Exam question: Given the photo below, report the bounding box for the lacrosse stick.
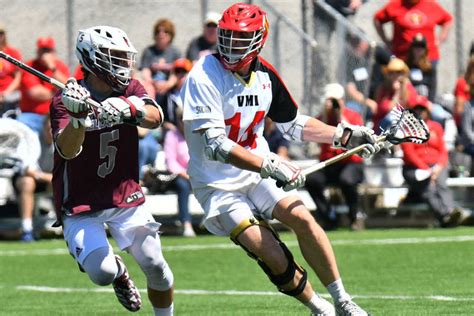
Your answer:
[0,51,102,111]
[302,106,430,176]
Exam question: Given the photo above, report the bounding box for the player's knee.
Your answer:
[130,231,174,291]
[230,217,307,297]
[143,259,174,291]
[288,210,314,233]
[83,250,118,286]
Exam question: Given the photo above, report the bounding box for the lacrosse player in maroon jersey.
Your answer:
[50,26,174,315]
[181,3,378,315]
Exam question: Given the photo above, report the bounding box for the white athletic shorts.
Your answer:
[194,177,295,236]
[62,205,160,265]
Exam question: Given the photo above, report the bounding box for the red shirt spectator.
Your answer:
[402,94,447,169]
[373,58,418,133]
[374,0,453,62]
[453,56,474,125]
[19,37,69,114]
[0,46,22,92]
[0,26,22,108]
[402,119,447,169]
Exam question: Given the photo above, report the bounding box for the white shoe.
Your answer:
[335,300,369,316]
[183,225,196,237]
[310,295,335,316]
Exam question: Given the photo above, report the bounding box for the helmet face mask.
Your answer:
[217,29,265,69]
[217,3,269,71]
[76,26,137,92]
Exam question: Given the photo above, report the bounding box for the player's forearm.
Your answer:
[227,145,263,173]
[302,117,337,144]
[56,124,86,159]
[139,105,162,129]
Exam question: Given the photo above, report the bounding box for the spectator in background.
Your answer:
[161,58,192,131]
[0,25,22,117]
[314,0,366,98]
[139,18,181,106]
[400,95,471,227]
[373,57,418,133]
[163,107,196,237]
[137,126,161,180]
[139,58,192,180]
[406,33,435,101]
[368,44,392,101]
[14,115,53,241]
[453,56,474,126]
[373,0,453,102]
[263,117,290,159]
[305,83,367,231]
[457,69,474,163]
[186,11,219,63]
[344,33,378,120]
[18,37,69,135]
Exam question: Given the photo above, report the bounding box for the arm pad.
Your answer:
[275,114,311,142]
[202,128,237,163]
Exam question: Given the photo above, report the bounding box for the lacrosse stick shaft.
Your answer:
[0,51,102,110]
[302,135,386,176]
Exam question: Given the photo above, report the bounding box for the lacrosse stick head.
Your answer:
[383,105,430,145]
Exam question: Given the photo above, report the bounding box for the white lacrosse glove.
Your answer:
[261,153,306,191]
[61,78,92,129]
[332,121,381,158]
[98,96,147,126]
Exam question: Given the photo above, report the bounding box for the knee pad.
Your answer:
[128,227,174,291]
[82,247,118,286]
[230,217,307,297]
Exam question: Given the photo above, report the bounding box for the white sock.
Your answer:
[114,257,125,279]
[153,303,174,316]
[326,279,351,303]
[304,292,333,313]
[22,218,33,232]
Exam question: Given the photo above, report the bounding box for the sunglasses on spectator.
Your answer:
[175,68,189,74]
[206,23,217,28]
[156,28,170,35]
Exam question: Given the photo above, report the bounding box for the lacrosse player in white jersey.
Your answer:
[181,3,377,316]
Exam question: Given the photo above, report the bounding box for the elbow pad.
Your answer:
[275,114,311,142]
[202,128,237,163]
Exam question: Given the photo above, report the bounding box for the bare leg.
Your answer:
[237,224,316,302]
[148,287,174,308]
[16,176,36,233]
[272,196,340,286]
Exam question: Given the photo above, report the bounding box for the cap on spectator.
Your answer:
[173,58,192,72]
[383,57,409,75]
[0,24,5,33]
[324,83,345,100]
[411,33,427,48]
[204,11,220,26]
[37,37,56,50]
[410,95,431,111]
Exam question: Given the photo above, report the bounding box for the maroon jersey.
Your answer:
[51,79,150,219]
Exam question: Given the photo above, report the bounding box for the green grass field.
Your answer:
[0,227,473,315]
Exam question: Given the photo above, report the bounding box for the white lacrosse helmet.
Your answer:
[75,26,137,92]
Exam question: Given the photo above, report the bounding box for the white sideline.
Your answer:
[14,285,474,302]
[1,235,474,256]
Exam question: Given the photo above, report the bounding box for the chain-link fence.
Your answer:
[311,0,377,120]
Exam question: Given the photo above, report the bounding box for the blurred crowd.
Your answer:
[1,0,473,241]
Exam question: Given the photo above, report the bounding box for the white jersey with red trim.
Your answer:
[181,54,298,191]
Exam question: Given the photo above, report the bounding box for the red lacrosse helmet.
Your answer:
[217,3,269,71]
